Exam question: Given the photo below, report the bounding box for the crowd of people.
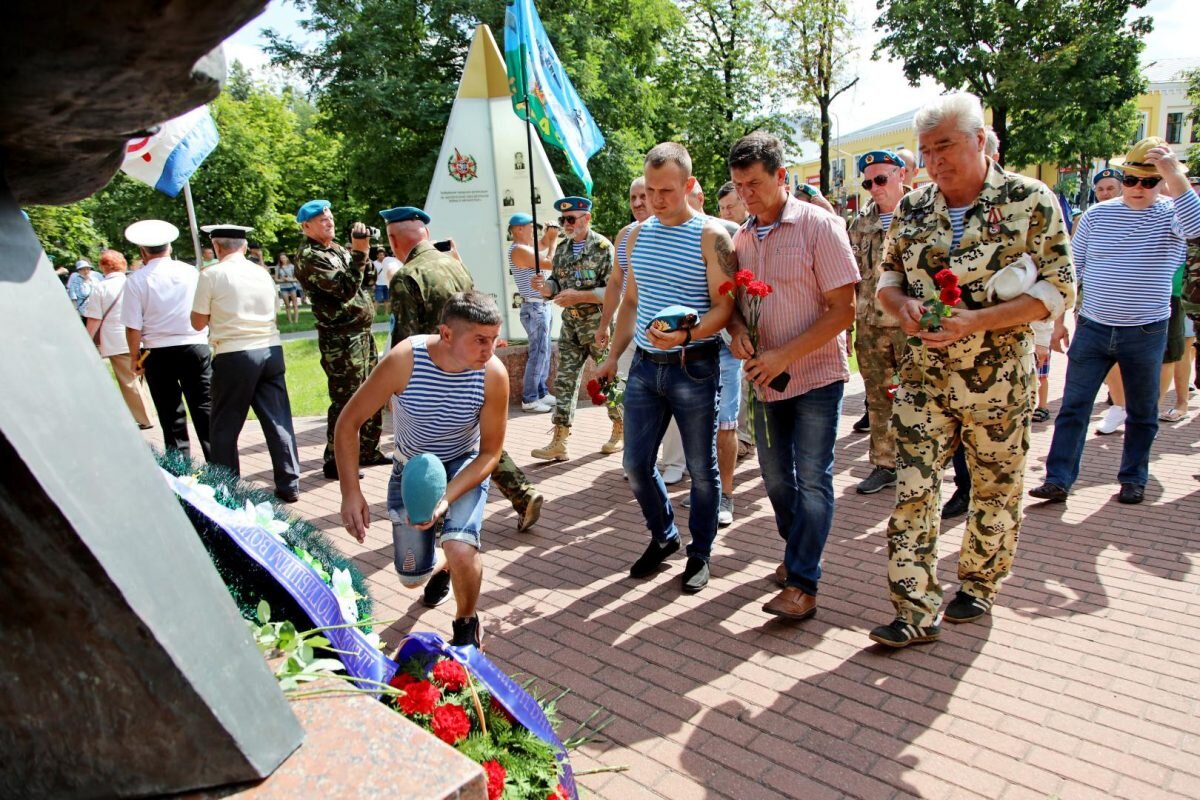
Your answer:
[62,90,1198,652]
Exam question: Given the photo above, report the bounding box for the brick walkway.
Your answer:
[150,364,1200,799]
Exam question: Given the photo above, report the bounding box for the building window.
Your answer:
[1134,111,1148,143]
[1167,112,1184,144]
[831,158,845,189]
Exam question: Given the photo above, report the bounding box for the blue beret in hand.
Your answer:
[401,453,448,526]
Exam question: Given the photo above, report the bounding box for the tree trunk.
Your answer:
[1078,154,1092,213]
[819,101,831,195]
[992,105,1008,167]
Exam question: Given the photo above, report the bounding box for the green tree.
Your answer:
[25,204,102,268]
[1187,68,1200,175]
[874,0,1150,171]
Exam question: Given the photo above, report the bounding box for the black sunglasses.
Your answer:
[861,175,893,190]
[1121,175,1162,189]
[559,214,584,225]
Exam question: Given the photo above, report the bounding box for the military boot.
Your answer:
[531,425,570,461]
[600,420,624,454]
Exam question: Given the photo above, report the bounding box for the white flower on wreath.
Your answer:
[178,474,217,502]
[331,567,360,625]
[241,499,290,543]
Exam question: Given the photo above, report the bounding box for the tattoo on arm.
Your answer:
[714,231,737,278]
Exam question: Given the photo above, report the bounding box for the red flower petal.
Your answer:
[718,280,735,296]
[482,759,506,800]
[431,658,468,692]
[431,702,472,745]
[734,269,755,287]
[396,679,441,716]
[939,287,962,305]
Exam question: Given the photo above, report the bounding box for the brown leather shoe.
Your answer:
[762,587,817,620]
[773,563,787,588]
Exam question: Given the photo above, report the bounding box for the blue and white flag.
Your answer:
[503,0,604,194]
[122,106,219,198]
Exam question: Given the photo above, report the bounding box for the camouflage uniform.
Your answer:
[849,196,909,469]
[878,162,1075,625]
[296,238,382,465]
[387,240,539,513]
[546,229,620,428]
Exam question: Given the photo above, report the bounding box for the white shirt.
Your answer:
[83,271,130,358]
[121,256,209,348]
[382,256,402,285]
[193,253,281,355]
[374,259,389,286]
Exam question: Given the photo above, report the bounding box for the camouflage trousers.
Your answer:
[551,312,621,428]
[492,450,537,512]
[318,329,382,464]
[854,321,908,469]
[886,345,1035,625]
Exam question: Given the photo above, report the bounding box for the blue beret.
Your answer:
[296,199,331,223]
[1093,168,1123,185]
[554,196,592,212]
[857,150,904,174]
[379,206,431,224]
[401,453,448,526]
[508,212,533,226]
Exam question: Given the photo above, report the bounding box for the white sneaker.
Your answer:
[1096,405,1126,435]
[522,400,551,414]
[536,395,556,410]
[718,495,734,527]
[661,464,686,485]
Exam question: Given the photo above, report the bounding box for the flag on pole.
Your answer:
[121,106,219,198]
[503,0,604,194]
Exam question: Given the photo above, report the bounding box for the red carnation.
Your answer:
[589,390,605,406]
[886,384,899,399]
[746,280,772,298]
[489,695,516,724]
[482,759,506,800]
[734,269,755,287]
[547,784,569,800]
[939,286,962,305]
[933,269,958,289]
[718,280,735,296]
[431,702,472,745]
[388,671,416,690]
[396,679,441,716]
[586,378,601,395]
[431,658,468,692]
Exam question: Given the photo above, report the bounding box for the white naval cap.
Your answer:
[124,219,180,247]
[200,224,254,239]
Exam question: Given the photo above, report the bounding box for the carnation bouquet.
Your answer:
[720,269,787,445]
[586,376,624,408]
[906,268,962,345]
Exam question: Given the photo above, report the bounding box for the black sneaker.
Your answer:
[1029,482,1068,503]
[450,615,482,648]
[944,590,993,624]
[942,487,970,518]
[629,537,680,578]
[852,411,871,433]
[868,618,941,648]
[422,568,452,608]
[856,466,897,495]
[681,557,710,593]
[1117,483,1145,505]
[274,488,300,504]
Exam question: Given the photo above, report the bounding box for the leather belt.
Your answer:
[636,341,719,365]
[563,304,601,319]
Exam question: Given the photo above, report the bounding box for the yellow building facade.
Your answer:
[788,58,1199,213]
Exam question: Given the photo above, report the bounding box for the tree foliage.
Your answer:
[25,204,102,267]
[874,0,1150,175]
[1188,68,1200,175]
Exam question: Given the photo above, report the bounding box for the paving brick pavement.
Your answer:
[145,362,1200,799]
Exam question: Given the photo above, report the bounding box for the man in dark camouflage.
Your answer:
[867,94,1075,648]
[381,205,544,532]
[848,150,910,496]
[530,196,621,461]
[294,200,387,480]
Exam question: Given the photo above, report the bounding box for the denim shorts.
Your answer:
[386,452,489,587]
[374,285,390,303]
[717,344,742,429]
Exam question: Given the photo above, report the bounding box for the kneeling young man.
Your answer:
[336,291,508,649]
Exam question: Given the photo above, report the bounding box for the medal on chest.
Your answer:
[986,207,1003,236]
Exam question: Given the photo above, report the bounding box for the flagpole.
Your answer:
[519,43,542,274]
[182,181,203,267]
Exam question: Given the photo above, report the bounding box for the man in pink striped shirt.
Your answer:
[727,132,859,621]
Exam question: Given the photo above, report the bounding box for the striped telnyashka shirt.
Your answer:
[1073,190,1200,326]
[732,195,861,402]
[392,335,485,462]
[509,243,543,303]
[629,214,712,352]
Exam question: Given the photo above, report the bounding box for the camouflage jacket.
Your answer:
[546,229,613,314]
[848,195,906,328]
[878,162,1075,367]
[390,240,475,344]
[295,238,376,333]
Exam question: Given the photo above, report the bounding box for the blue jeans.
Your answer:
[621,349,721,560]
[1045,315,1168,489]
[754,381,844,595]
[519,301,552,403]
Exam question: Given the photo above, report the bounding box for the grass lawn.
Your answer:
[276,306,391,335]
[282,334,391,417]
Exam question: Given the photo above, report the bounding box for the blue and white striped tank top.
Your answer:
[630,214,712,352]
[392,335,485,462]
[509,243,542,302]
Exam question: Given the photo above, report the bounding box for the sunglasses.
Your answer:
[861,175,894,190]
[559,214,584,225]
[1121,175,1162,189]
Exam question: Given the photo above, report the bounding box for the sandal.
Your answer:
[1031,407,1051,423]
[1159,408,1186,423]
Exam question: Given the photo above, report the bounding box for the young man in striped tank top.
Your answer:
[594,142,736,593]
[334,291,509,649]
[727,132,860,623]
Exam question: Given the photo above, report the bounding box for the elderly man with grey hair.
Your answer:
[191,224,301,503]
[867,92,1075,648]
